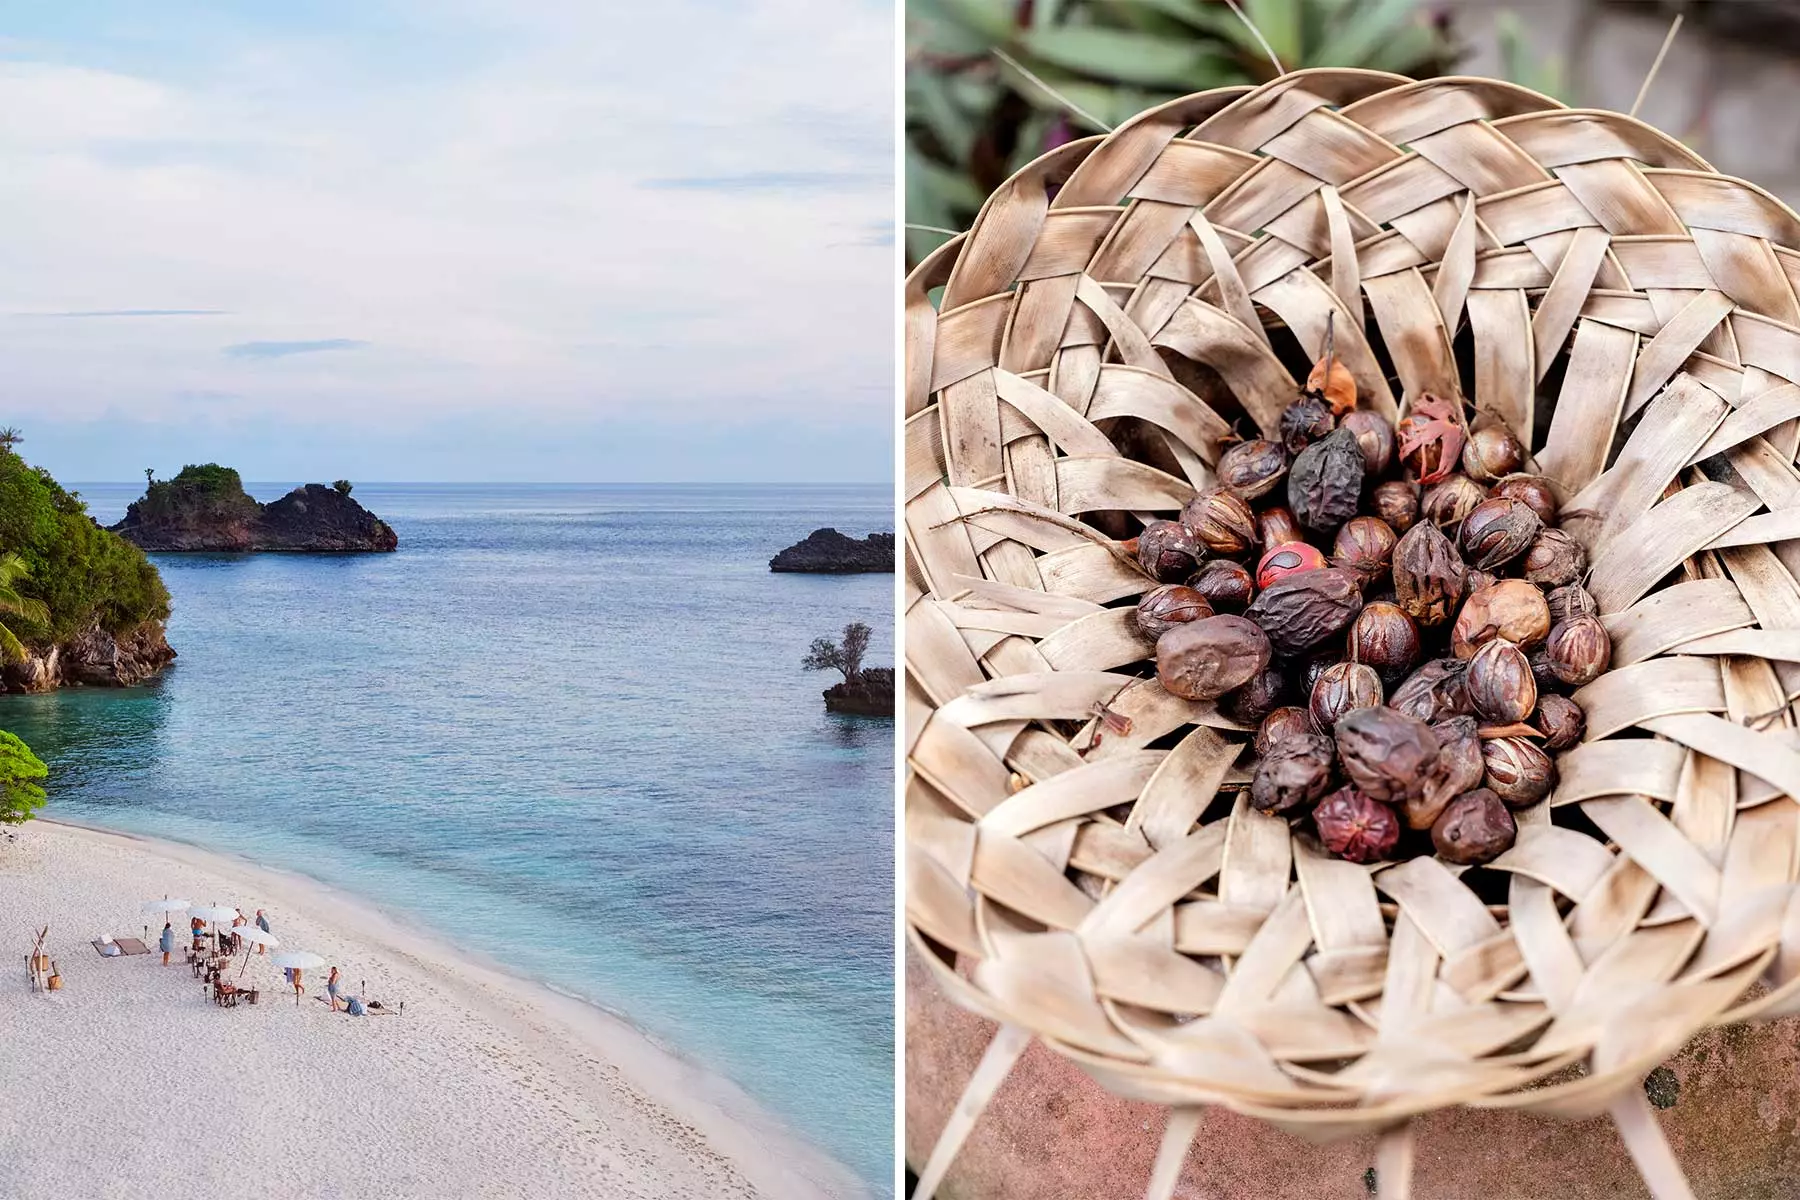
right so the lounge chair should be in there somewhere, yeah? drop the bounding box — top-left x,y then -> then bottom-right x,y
91,938 -> 149,957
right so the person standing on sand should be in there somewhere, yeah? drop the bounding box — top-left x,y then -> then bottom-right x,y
158,922 -> 174,965
325,966 -> 342,1011
229,909 -> 247,953
254,909 -> 270,954
190,915 -> 205,951
290,966 -> 305,1002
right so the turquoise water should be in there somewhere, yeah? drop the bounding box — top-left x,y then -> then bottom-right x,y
0,483 -> 894,1195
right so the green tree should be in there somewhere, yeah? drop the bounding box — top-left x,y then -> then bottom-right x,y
0,428 -> 21,453
803,621 -> 872,683
0,730 -> 47,825
333,479 -> 354,496
0,552 -> 49,663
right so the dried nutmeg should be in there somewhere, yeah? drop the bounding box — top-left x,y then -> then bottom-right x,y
1334,705 -> 1439,805
1389,657 -> 1473,724
1301,653 -> 1340,696
1332,516 -> 1398,587
1136,519 -> 1204,582
1421,474 -> 1486,529
1546,583 -> 1599,626
1222,667 -> 1287,726
1396,393 -> 1467,485
1461,413 -> 1526,483
1255,706 -> 1316,756
1182,488 -> 1259,557
1314,787 -> 1401,863
1545,615 -> 1610,686
1347,601 -> 1421,683
1136,584 -> 1214,639
1417,716 -> 1484,829
1431,788 -> 1517,865
1279,394 -> 1335,455
1490,474 -> 1560,528
1536,694 -> 1586,752
1255,542 -> 1328,590
1371,479 -> 1421,533
1288,428 -> 1366,533
1466,639 -> 1537,724
1258,506 -> 1304,549
1483,736 -> 1556,808
1528,644 -> 1562,694
1216,439 -> 1289,502
1250,732 -> 1335,814
1309,661 -> 1383,732
1341,410 -> 1396,475
1246,566 -> 1365,655
1392,520 -> 1466,627
1459,497 -> 1542,570
1188,559 -> 1255,613
1452,579 -> 1551,657
1523,528 -> 1586,588
1156,614 -> 1272,701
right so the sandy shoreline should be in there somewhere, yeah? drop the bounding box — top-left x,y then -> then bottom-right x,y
0,818 -> 868,1200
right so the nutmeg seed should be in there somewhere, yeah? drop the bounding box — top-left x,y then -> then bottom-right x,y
1255,706 -> 1316,756
1187,559 -> 1255,612
1452,579 -> 1552,658
1279,394 -> 1335,455
1459,497 -> 1542,570
1314,787 -> 1400,863
1136,583 -> 1214,639
1371,479 -> 1421,533
1155,614 -> 1272,701
1334,705 -> 1439,805
1341,410 -> 1396,475
1332,516 -> 1398,588
1466,639 -> 1538,724
1136,519 -> 1203,582
1545,615 -> 1610,686
1347,600 -> 1421,683
1461,414 -> 1526,483
1250,732 -> 1335,814
1181,488 -> 1258,557
1523,528 -> 1586,588
1421,474 -> 1486,528
1221,667 -> 1287,726
1489,474 -> 1560,527
1257,505 -> 1304,550
1392,520 -> 1466,627
1482,735 -> 1556,808
1536,694 -> 1586,752
1216,439 -> 1290,502
1255,542 -> 1328,590
1431,788 -> 1517,864
1388,657 -> 1473,724
1309,661 -> 1383,731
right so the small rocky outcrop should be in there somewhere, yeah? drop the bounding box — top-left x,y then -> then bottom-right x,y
823,667 -> 894,717
770,529 -> 894,573
2,619 -> 175,692
111,466 -> 397,553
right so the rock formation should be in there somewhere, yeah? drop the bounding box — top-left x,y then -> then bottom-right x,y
769,529 -> 893,573
823,667 -> 894,717
3,619 -> 175,692
111,467 -> 397,552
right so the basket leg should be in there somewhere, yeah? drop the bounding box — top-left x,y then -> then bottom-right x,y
1142,1107 -> 1202,1200
913,1023 -> 1030,1200
1611,1090 -> 1698,1200
1376,1125 -> 1415,1200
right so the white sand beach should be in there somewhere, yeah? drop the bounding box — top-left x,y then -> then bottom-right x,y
0,819 -> 867,1200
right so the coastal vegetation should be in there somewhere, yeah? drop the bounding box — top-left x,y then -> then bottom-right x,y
804,621 -> 894,717
0,729 -> 47,824
112,469 -> 398,553
0,443 -> 170,648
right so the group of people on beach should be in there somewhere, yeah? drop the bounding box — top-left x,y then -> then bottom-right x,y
148,908 -> 362,1013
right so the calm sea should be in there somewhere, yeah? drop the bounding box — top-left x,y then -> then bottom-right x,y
0,482 -> 894,1195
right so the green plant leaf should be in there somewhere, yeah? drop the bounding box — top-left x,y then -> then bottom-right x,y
1308,0 -> 1423,69
908,71 -> 983,163
921,0 -> 1018,42
1018,25 -> 1228,89
1244,0 -> 1302,66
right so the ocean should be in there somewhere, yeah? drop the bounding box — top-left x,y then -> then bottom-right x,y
0,482 -> 894,1195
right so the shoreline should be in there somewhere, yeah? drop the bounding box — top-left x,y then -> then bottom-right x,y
3,816 -> 868,1200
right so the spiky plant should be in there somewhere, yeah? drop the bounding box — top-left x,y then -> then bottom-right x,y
907,0 -> 1464,265
0,553 -> 49,664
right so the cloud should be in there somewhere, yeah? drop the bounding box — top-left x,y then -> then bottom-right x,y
224,338 -> 369,359
640,171 -> 887,193
0,0 -> 894,478
11,309 -> 229,318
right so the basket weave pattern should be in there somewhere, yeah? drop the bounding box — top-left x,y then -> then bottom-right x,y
904,70 -> 1800,1200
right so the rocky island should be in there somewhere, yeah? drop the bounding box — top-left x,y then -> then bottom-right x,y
0,446 -> 174,692
111,465 -> 398,553
769,528 -> 893,573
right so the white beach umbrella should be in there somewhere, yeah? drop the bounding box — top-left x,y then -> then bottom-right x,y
189,904 -> 237,925
271,950 -> 326,1005
233,927 -> 279,978
141,896 -> 191,944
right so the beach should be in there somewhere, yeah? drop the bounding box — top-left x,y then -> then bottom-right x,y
0,819 -> 867,1200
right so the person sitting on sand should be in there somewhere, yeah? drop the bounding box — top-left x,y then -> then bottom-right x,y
254,909 -> 271,953
344,994 -> 366,1017
325,966 -> 342,1012
159,922 -> 174,966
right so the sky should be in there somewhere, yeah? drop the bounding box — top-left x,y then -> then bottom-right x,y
0,1 -> 894,483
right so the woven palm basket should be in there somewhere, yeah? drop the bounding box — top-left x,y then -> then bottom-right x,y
904,69 -> 1800,1200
